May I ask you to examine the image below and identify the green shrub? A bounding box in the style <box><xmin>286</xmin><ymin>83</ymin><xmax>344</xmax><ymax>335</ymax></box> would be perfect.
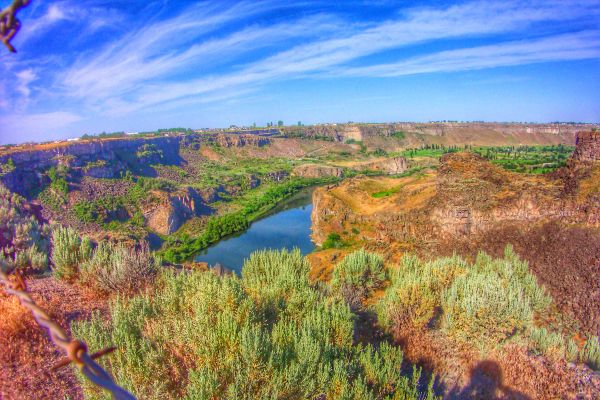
<box><xmin>331</xmin><ymin>249</ymin><xmax>386</xmax><ymax>309</ymax></box>
<box><xmin>322</xmin><ymin>232</ymin><xmax>345</xmax><ymax>249</ymax></box>
<box><xmin>378</xmin><ymin>254</ymin><xmax>466</xmax><ymax>330</ymax></box>
<box><xmin>580</xmin><ymin>336</ymin><xmax>600</xmax><ymax>370</ymax></box>
<box><xmin>81</xmin><ymin>241</ymin><xmax>157</xmax><ymax>293</ymax></box>
<box><xmin>529</xmin><ymin>327</ymin><xmax>579</xmax><ymax>362</ymax></box>
<box><xmin>378</xmin><ymin>248</ymin><xmax>552</xmax><ymax>352</ymax></box>
<box><xmin>72</xmin><ymin>249</ymin><xmax>435</xmax><ymax>400</ymax></box>
<box><xmin>48</xmin><ymin>166</ymin><xmax>69</xmax><ymax>195</ymax></box>
<box><xmin>443</xmin><ymin>271</ymin><xmax>533</xmax><ymax>346</ymax></box>
<box><xmin>51</xmin><ymin>226</ymin><xmax>92</xmax><ymax>280</ymax></box>
<box><xmin>391</xmin><ymin>131</ymin><xmax>406</xmax><ymax>140</ymax></box>
<box><xmin>0</xmin><ymin>186</ymin><xmax>50</xmax><ymax>274</ymax></box>
<box><xmin>14</xmin><ymin>245</ymin><xmax>48</xmax><ymax>273</ymax></box>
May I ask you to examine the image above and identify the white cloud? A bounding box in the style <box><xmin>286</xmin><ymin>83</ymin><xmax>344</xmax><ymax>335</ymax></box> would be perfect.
<box><xmin>336</xmin><ymin>31</ymin><xmax>600</xmax><ymax>78</ymax></box>
<box><xmin>15</xmin><ymin>69</ymin><xmax>37</xmax><ymax>98</ymax></box>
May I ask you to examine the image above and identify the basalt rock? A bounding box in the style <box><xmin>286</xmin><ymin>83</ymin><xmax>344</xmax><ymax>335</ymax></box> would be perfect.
<box><xmin>357</xmin><ymin>157</ymin><xmax>408</xmax><ymax>174</ymax></box>
<box><xmin>0</xmin><ymin>136</ymin><xmax>182</xmax><ymax>197</ymax></box>
<box><xmin>572</xmin><ymin>131</ymin><xmax>600</xmax><ymax>163</ymax></box>
<box><xmin>144</xmin><ymin>187</ymin><xmax>208</xmax><ymax>235</ymax></box>
<box><xmin>292</xmin><ymin>164</ymin><xmax>343</xmax><ymax>179</ymax></box>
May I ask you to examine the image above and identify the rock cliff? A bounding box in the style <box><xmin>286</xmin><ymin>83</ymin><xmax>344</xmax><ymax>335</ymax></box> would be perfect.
<box><xmin>311</xmin><ymin>148</ymin><xmax>599</xmax><ymax>252</ymax></box>
<box><xmin>283</xmin><ymin>122</ymin><xmax>590</xmax><ymax>146</ymax></box>
<box><xmin>572</xmin><ymin>131</ymin><xmax>600</xmax><ymax>162</ymax></box>
<box><xmin>292</xmin><ymin>164</ymin><xmax>343</xmax><ymax>178</ymax></box>
<box><xmin>0</xmin><ymin>136</ymin><xmax>181</xmax><ymax>197</ymax></box>
<box><xmin>143</xmin><ymin>187</ymin><xmax>207</xmax><ymax>235</ymax></box>
<box><xmin>354</xmin><ymin>157</ymin><xmax>408</xmax><ymax>174</ymax></box>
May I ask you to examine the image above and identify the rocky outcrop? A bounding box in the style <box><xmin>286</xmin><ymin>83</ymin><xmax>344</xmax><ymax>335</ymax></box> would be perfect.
<box><xmin>214</xmin><ymin>133</ymin><xmax>271</xmax><ymax>148</ymax></box>
<box><xmin>266</xmin><ymin>170</ymin><xmax>289</xmax><ymax>182</ymax></box>
<box><xmin>311</xmin><ymin>151</ymin><xmax>599</xmax><ymax>255</ymax></box>
<box><xmin>572</xmin><ymin>131</ymin><xmax>600</xmax><ymax>162</ymax></box>
<box><xmin>144</xmin><ymin>187</ymin><xmax>206</xmax><ymax>235</ymax></box>
<box><xmin>292</xmin><ymin>164</ymin><xmax>343</xmax><ymax>178</ymax></box>
<box><xmin>357</xmin><ymin>157</ymin><xmax>408</xmax><ymax>174</ymax></box>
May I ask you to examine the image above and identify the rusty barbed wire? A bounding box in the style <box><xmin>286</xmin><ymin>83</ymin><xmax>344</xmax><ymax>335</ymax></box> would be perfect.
<box><xmin>0</xmin><ymin>0</ymin><xmax>30</xmax><ymax>53</ymax></box>
<box><xmin>0</xmin><ymin>268</ymin><xmax>136</xmax><ymax>400</ymax></box>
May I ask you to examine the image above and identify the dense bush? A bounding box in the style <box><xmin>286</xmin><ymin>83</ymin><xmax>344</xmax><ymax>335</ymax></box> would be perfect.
<box><xmin>331</xmin><ymin>249</ymin><xmax>386</xmax><ymax>309</ymax></box>
<box><xmin>72</xmin><ymin>249</ymin><xmax>435</xmax><ymax>400</ymax></box>
<box><xmin>321</xmin><ymin>232</ymin><xmax>346</xmax><ymax>249</ymax></box>
<box><xmin>81</xmin><ymin>241</ymin><xmax>158</xmax><ymax>293</ymax></box>
<box><xmin>51</xmin><ymin>226</ymin><xmax>92</xmax><ymax>280</ymax></box>
<box><xmin>379</xmin><ymin>246</ymin><xmax>552</xmax><ymax>351</ymax></box>
<box><xmin>378</xmin><ymin>254</ymin><xmax>466</xmax><ymax>330</ymax></box>
<box><xmin>48</xmin><ymin>165</ymin><xmax>69</xmax><ymax>195</ymax></box>
<box><xmin>73</xmin><ymin>196</ymin><xmax>126</xmax><ymax>224</ymax></box>
<box><xmin>0</xmin><ymin>185</ymin><xmax>49</xmax><ymax>273</ymax></box>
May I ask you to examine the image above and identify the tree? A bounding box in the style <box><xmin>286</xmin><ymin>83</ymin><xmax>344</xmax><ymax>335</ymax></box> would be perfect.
<box><xmin>277</xmin><ymin>120</ymin><xmax>284</xmax><ymax>126</ymax></box>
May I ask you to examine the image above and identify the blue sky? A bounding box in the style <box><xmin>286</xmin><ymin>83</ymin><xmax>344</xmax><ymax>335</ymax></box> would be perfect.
<box><xmin>1</xmin><ymin>0</ymin><xmax>599</xmax><ymax>144</ymax></box>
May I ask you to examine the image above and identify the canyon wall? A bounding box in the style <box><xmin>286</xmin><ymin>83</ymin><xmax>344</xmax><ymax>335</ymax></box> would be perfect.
<box><xmin>283</xmin><ymin>122</ymin><xmax>594</xmax><ymax>146</ymax></box>
<box><xmin>572</xmin><ymin>131</ymin><xmax>600</xmax><ymax>162</ymax></box>
<box><xmin>0</xmin><ymin>136</ymin><xmax>182</xmax><ymax>197</ymax></box>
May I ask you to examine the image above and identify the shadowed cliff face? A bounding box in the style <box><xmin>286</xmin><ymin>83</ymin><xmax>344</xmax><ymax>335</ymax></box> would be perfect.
<box><xmin>0</xmin><ymin>136</ymin><xmax>182</xmax><ymax>197</ymax></box>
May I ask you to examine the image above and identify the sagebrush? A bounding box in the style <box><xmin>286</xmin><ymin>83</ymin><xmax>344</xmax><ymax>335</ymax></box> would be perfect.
<box><xmin>73</xmin><ymin>248</ymin><xmax>436</xmax><ymax>400</ymax></box>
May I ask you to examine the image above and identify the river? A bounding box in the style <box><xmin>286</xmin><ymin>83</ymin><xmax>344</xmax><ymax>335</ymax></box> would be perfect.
<box><xmin>194</xmin><ymin>187</ymin><xmax>316</xmax><ymax>273</ymax></box>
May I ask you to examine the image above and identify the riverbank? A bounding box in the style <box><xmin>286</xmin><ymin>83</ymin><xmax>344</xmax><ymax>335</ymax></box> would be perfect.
<box><xmin>159</xmin><ymin>176</ymin><xmax>338</xmax><ymax>263</ymax></box>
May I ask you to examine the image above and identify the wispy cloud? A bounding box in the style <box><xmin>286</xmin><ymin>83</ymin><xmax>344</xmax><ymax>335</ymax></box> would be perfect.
<box><xmin>55</xmin><ymin>0</ymin><xmax>599</xmax><ymax>115</ymax></box>
<box><xmin>336</xmin><ymin>31</ymin><xmax>600</xmax><ymax>78</ymax></box>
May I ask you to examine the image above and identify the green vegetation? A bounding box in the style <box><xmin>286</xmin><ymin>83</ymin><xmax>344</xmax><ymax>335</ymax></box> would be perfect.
<box><xmin>74</xmin><ymin>196</ymin><xmax>126</xmax><ymax>224</ymax></box>
<box><xmin>83</xmin><ymin>160</ymin><xmax>107</xmax><ymax>171</ymax></box>
<box><xmin>345</xmin><ymin>139</ymin><xmax>367</xmax><ymax>153</ymax></box>
<box><xmin>378</xmin><ymin>246</ymin><xmax>552</xmax><ymax>350</ymax></box>
<box><xmin>0</xmin><ymin>185</ymin><xmax>50</xmax><ymax>274</ymax></box>
<box><xmin>51</xmin><ymin>226</ymin><xmax>92</xmax><ymax>280</ymax></box>
<box><xmin>371</xmin><ymin>187</ymin><xmax>401</xmax><ymax>199</ymax></box>
<box><xmin>472</xmin><ymin>144</ymin><xmax>574</xmax><ymax>173</ymax></box>
<box><xmin>529</xmin><ymin>326</ymin><xmax>579</xmax><ymax>362</ymax></box>
<box><xmin>580</xmin><ymin>337</ymin><xmax>600</xmax><ymax>370</ymax></box>
<box><xmin>0</xmin><ymin>158</ymin><xmax>15</xmax><ymax>175</ymax></box>
<box><xmin>375</xmin><ymin>248</ymin><xmax>600</xmax><ymax>370</ymax></box>
<box><xmin>391</xmin><ymin>131</ymin><xmax>406</xmax><ymax>140</ymax></box>
<box><xmin>72</xmin><ymin>249</ymin><xmax>435</xmax><ymax>400</ymax></box>
<box><xmin>398</xmin><ymin>144</ymin><xmax>574</xmax><ymax>174</ymax></box>
<box><xmin>399</xmin><ymin>145</ymin><xmax>460</xmax><ymax>159</ymax></box>
<box><xmin>136</xmin><ymin>143</ymin><xmax>164</xmax><ymax>160</ymax></box>
<box><xmin>321</xmin><ymin>232</ymin><xmax>347</xmax><ymax>250</ymax></box>
<box><xmin>331</xmin><ymin>249</ymin><xmax>387</xmax><ymax>309</ymax></box>
<box><xmin>48</xmin><ymin>165</ymin><xmax>69</xmax><ymax>195</ymax></box>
